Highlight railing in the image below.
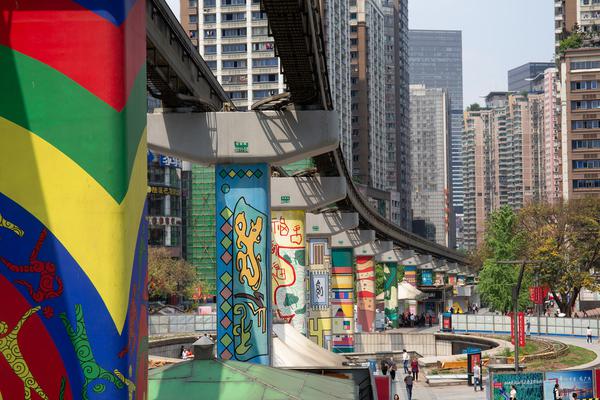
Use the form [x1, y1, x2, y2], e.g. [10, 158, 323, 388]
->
[452, 313, 600, 337]
[149, 314, 217, 335]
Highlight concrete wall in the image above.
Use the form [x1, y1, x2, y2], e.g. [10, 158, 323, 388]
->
[149, 314, 217, 335]
[353, 333, 452, 356]
[452, 314, 600, 337]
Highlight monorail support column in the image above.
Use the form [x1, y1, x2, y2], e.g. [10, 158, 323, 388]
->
[0, 1, 148, 398]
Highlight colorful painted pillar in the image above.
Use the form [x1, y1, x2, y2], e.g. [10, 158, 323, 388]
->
[305, 212, 358, 349]
[354, 241, 392, 333]
[399, 253, 420, 315]
[330, 229, 374, 353]
[376, 249, 403, 329]
[271, 210, 307, 334]
[0, 1, 148, 399]
[216, 164, 271, 365]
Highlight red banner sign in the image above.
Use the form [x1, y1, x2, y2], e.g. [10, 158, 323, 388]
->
[529, 286, 550, 304]
[510, 312, 526, 347]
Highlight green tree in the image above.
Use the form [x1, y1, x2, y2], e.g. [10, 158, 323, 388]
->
[520, 199, 600, 317]
[148, 247, 202, 300]
[467, 103, 481, 112]
[558, 31, 583, 56]
[477, 206, 532, 313]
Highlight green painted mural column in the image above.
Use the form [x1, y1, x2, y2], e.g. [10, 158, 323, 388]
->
[0, 1, 148, 399]
[383, 263, 399, 328]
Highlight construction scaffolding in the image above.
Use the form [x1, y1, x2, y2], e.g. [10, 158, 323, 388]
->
[186, 164, 217, 297]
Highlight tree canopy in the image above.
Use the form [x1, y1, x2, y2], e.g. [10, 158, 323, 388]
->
[148, 247, 202, 300]
[519, 199, 600, 316]
[477, 206, 532, 313]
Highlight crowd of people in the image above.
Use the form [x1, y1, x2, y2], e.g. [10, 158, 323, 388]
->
[377, 349, 421, 400]
[397, 312, 434, 328]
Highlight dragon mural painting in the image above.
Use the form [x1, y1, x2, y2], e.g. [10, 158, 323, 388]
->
[271, 211, 306, 334]
[383, 263, 399, 328]
[331, 248, 354, 353]
[0, 1, 147, 399]
[356, 256, 376, 333]
[216, 164, 270, 365]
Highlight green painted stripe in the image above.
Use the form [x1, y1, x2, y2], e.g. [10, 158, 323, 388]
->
[0, 45, 146, 203]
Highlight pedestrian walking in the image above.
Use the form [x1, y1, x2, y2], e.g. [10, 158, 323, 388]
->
[402, 349, 410, 374]
[553, 383, 560, 400]
[587, 326, 593, 343]
[509, 384, 517, 400]
[404, 374, 413, 400]
[390, 362, 397, 381]
[381, 360, 388, 375]
[473, 363, 482, 392]
[410, 357, 419, 381]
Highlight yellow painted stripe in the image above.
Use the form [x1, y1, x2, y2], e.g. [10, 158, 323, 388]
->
[0, 117, 147, 333]
[332, 275, 353, 288]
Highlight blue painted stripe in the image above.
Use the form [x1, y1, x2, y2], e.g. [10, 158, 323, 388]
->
[71, 0, 138, 26]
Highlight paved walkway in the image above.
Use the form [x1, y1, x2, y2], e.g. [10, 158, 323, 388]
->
[538, 334, 600, 370]
[391, 376, 486, 400]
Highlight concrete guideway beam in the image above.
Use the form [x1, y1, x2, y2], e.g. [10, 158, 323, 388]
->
[271, 177, 346, 211]
[354, 241, 393, 257]
[147, 110, 339, 165]
[305, 212, 359, 237]
[330, 230, 375, 248]
[395, 249, 416, 262]
[377, 249, 404, 263]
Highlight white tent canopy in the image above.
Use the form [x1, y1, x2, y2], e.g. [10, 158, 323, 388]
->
[397, 280, 427, 301]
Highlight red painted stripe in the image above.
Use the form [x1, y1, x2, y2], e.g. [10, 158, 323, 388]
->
[332, 267, 353, 274]
[0, 0, 145, 111]
[357, 291, 375, 298]
[356, 267, 375, 274]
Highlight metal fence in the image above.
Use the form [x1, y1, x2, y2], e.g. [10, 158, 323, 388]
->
[452, 314, 600, 337]
[149, 314, 217, 335]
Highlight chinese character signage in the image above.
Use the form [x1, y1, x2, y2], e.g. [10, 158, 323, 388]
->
[544, 370, 593, 400]
[492, 373, 544, 400]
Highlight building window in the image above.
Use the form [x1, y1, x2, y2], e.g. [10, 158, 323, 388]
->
[222, 0, 245, 4]
[222, 43, 247, 53]
[189, 0, 198, 6]
[253, 89, 278, 99]
[252, 11, 267, 20]
[222, 59, 247, 69]
[573, 179, 600, 189]
[222, 12, 246, 21]
[227, 91, 248, 99]
[190, 30, 198, 39]
[572, 100, 600, 110]
[572, 139, 600, 148]
[203, 0, 215, 6]
[206, 60, 217, 69]
[189, 15, 198, 23]
[253, 73, 278, 83]
[571, 61, 600, 71]
[252, 26, 269, 36]
[571, 120, 600, 130]
[571, 80, 598, 90]
[204, 45, 217, 54]
[222, 28, 246, 37]
[252, 42, 274, 52]
[573, 160, 600, 169]
[252, 58, 278, 68]
[204, 13, 216, 23]
[204, 29, 216, 38]
[221, 74, 248, 84]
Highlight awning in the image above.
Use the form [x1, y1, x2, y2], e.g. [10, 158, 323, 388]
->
[398, 280, 428, 301]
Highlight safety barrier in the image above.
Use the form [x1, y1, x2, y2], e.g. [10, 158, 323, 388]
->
[149, 314, 217, 335]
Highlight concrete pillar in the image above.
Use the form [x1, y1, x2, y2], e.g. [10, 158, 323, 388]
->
[376, 250, 404, 329]
[354, 242, 393, 333]
[305, 213, 358, 349]
[215, 163, 271, 365]
[329, 230, 374, 353]
[271, 210, 307, 334]
[0, 1, 148, 398]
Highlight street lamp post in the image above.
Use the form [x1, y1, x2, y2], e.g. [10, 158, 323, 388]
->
[497, 260, 542, 373]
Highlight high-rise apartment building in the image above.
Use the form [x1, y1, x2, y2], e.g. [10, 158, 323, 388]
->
[409, 85, 455, 248]
[350, 0, 387, 191]
[463, 93, 545, 250]
[408, 30, 464, 246]
[382, 0, 411, 230]
[181, 0, 284, 110]
[542, 67, 563, 203]
[322, 0, 353, 172]
[508, 62, 556, 93]
[560, 47, 600, 199]
[555, 0, 578, 49]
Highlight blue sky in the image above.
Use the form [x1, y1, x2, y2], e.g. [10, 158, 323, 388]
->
[166, 0, 555, 108]
[410, 0, 554, 107]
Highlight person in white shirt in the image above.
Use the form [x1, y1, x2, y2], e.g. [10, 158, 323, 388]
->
[509, 385, 517, 400]
[587, 327, 593, 343]
[473, 363, 482, 392]
[402, 349, 410, 374]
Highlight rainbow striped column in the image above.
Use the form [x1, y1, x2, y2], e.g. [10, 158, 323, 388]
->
[331, 248, 354, 353]
[0, 1, 147, 399]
